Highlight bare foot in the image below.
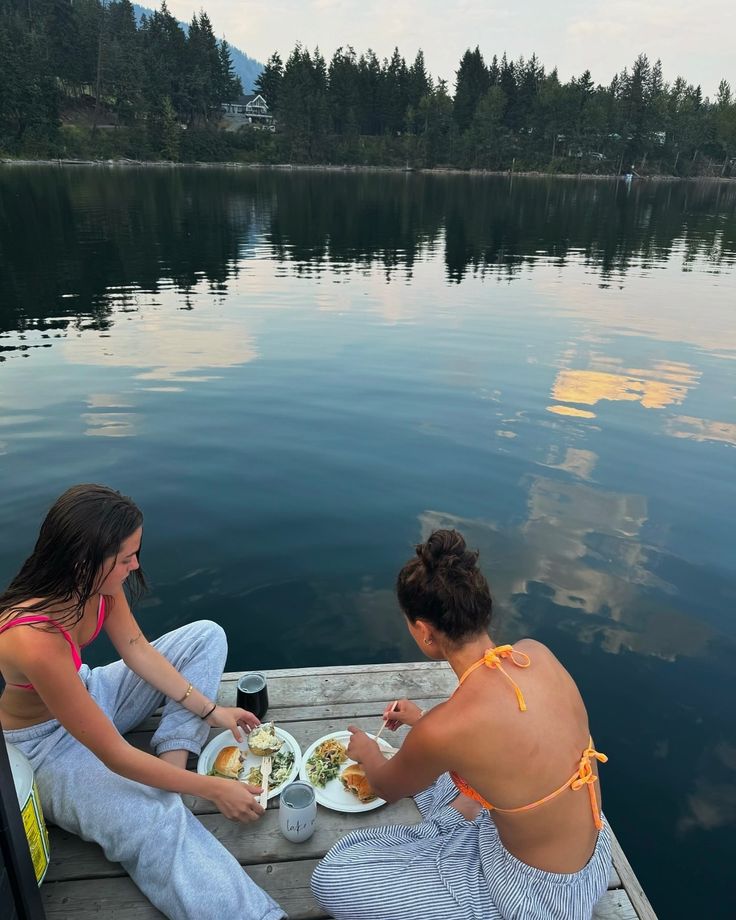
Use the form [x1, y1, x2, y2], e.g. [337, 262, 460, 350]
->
[450, 793, 482, 821]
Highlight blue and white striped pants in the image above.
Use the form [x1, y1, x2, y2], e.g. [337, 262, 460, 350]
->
[312, 773, 612, 920]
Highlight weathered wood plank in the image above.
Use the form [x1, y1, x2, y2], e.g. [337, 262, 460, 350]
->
[592, 888, 639, 920]
[222, 661, 453, 680]
[47, 797, 422, 882]
[133, 696, 447, 733]
[609, 828, 658, 920]
[43, 861, 634, 920]
[216, 669, 457, 709]
[43, 861, 327, 920]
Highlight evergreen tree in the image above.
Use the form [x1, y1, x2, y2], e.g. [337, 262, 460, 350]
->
[328, 46, 360, 134]
[383, 47, 409, 135]
[106, 0, 142, 124]
[408, 50, 431, 110]
[454, 46, 490, 131]
[255, 52, 284, 110]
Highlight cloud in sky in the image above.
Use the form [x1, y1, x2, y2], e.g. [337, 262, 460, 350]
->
[165, 0, 734, 96]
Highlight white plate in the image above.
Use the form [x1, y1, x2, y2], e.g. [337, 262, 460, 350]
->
[299, 730, 395, 813]
[197, 726, 301, 800]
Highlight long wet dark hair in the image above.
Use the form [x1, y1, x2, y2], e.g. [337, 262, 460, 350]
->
[396, 529, 492, 642]
[0, 484, 147, 629]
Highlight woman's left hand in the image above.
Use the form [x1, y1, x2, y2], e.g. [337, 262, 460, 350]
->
[207, 706, 261, 741]
[346, 726, 380, 764]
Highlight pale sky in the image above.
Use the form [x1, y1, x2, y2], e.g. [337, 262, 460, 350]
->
[166, 0, 734, 97]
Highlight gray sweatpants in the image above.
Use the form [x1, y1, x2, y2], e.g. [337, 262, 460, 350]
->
[3, 620, 285, 920]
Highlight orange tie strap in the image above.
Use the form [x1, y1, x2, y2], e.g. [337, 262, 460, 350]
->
[571, 740, 609, 830]
[458, 645, 531, 711]
[490, 737, 608, 829]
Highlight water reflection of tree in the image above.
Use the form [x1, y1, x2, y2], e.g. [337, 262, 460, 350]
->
[1, 170, 735, 339]
[0, 167, 266, 335]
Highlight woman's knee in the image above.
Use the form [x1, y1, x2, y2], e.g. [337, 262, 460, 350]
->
[178, 619, 228, 659]
[310, 860, 338, 909]
[195, 619, 227, 648]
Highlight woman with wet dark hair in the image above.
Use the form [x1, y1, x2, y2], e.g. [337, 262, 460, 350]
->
[312, 529, 612, 919]
[0, 484, 284, 920]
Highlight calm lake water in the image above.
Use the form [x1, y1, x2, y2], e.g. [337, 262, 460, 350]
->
[1, 167, 734, 917]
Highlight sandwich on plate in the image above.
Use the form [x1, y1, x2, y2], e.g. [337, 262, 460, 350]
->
[211, 746, 244, 780]
[340, 763, 378, 804]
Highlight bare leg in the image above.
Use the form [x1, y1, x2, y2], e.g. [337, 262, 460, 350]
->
[450, 792, 482, 821]
[159, 749, 189, 770]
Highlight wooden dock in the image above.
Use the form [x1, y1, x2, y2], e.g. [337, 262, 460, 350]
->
[39, 662, 657, 919]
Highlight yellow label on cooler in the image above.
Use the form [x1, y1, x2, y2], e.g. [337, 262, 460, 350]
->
[21, 781, 50, 884]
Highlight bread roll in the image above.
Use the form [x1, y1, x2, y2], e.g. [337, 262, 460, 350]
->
[212, 746, 244, 780]
[340, 763, 378, 803]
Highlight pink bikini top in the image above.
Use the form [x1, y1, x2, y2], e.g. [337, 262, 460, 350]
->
[0, 595, 106, 691]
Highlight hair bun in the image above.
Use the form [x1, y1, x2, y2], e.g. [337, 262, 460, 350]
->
[416, 530, 476, 574]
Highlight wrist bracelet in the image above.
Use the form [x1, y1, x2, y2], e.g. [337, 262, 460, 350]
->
[177, 682, 193, 703]
[202, 702, 217, 720]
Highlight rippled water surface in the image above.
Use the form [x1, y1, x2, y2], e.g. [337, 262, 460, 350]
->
[1, 168, 734, 917]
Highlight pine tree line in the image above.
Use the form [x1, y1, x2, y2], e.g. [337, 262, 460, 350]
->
[256, 45, 736, 174]
[0, 0, 241, 158]
[1, 2, 735, 174]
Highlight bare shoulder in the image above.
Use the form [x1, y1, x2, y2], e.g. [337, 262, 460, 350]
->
[0, 617, 69, 671]
[515, 638, 564, 668]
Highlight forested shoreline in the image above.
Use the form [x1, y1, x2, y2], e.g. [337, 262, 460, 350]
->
[1, 0, 735, 175]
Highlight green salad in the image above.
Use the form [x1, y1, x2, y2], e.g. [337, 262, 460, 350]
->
[246, 750, 295, 788]
[305, 738, 348, 788]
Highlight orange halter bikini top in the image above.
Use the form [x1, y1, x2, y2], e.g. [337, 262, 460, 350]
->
[449, 645, 608, 830]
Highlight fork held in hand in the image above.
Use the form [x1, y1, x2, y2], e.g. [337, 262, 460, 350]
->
[259, 756, 272, 809]
[374, 699, 399, 741]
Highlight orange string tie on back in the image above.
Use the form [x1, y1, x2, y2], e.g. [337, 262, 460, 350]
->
[459, 645, 531, 711]
[571, 742, 609, 830]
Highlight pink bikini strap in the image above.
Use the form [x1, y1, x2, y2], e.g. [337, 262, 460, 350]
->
[80, 596, 106, 648]
[0, 614, 82, 669]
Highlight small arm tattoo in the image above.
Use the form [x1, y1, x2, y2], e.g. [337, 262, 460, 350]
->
[128, 630, 144, 646]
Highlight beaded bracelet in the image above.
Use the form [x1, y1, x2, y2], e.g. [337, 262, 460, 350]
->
[176, 682, 193, 703]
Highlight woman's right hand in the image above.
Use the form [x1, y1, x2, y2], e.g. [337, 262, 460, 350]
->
[383, 698, 423, 729]
[208, 777, 265, 822]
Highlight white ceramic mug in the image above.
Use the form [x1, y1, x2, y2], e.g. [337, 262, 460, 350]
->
[279, 781, 317, 843]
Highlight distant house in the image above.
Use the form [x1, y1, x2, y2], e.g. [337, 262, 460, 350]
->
[221, 94, 274, 131]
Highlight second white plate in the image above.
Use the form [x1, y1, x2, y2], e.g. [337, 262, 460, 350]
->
[299, 730, 395, 813]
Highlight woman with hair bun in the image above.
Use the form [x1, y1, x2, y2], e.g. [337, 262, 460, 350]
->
[312, 529, 612, 920]
[0, 484, 284, 920]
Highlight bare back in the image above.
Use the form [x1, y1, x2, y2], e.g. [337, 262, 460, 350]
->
[430, 639, 603, 873]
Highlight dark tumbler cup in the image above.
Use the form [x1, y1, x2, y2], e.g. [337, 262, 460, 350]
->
[236, 672, 269, 720]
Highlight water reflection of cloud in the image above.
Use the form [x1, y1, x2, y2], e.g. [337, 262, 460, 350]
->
[548, 361, 700, 417]
[679, 742, 736, 833]
[61, 287, 258, 383]
[665, 415, 736, 447]
[83, 412, 136, 438]
[416, 470, 715, 662]
[82, 393, 137, 438]
[535, 254, 736, 358]
[543, 447, 598, 481]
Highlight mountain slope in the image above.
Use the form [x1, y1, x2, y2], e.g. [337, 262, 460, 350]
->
[132, 4, 262, 93]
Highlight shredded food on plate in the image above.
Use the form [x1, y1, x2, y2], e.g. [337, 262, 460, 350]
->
[246, 750, 295, 788]
[306, 738, 348, 788]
